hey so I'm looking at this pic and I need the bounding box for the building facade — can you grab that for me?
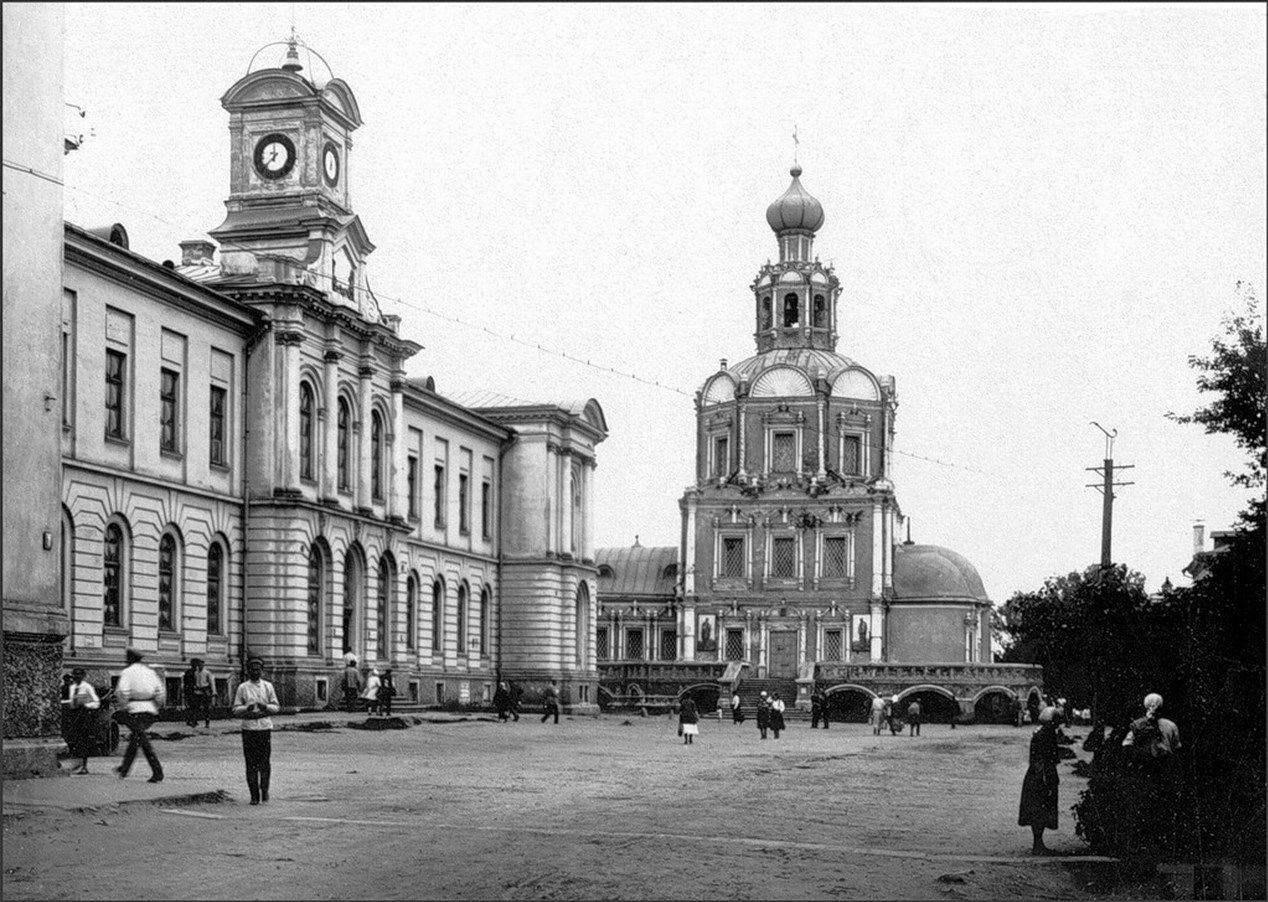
[597,166,1040,720]
[50,40,606,712]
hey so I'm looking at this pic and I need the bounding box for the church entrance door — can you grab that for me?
[768,630,798,678]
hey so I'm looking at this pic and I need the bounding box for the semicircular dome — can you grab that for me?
[831,368,880,401]
[702,375,737,405]
[750,366,814,398]
[893,544,989,602]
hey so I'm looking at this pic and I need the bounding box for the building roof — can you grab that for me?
[595,545,678,598]
[892,543,990,603]
[724,347,858,383]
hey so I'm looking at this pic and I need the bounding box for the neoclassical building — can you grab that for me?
[597,166,1041,721]
[51,40,606,711]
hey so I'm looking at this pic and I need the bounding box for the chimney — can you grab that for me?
[1192,522,1205,555]
[179,239,216,267]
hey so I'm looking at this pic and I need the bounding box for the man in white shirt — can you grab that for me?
[232,656,280,805]
[114,648,165,783]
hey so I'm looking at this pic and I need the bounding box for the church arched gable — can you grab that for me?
[750,366,814,398]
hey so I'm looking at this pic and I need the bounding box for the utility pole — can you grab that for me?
[1085,423,1134,567]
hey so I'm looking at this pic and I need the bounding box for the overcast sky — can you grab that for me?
[61,3,1266,601]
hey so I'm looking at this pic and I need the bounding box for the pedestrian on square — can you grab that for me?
[361,667,382,717]
[679,695,699,745]
[184,658,213,728]
[113,648,165,783]
[342,658,362,712]
[508,681,523,721]
[907,699,923,737]
[755,691,771,739]
[493,681,512,721]
[870,694,886,736]
[65,667,100,774]
[232,656,280,805]
[541,681,561,724]
[378,668,396,717]
[730,691,745,724]
[1018,706,1061,854]
[888,695,902,735]
[811,686,830,729]
[770,695,786,739]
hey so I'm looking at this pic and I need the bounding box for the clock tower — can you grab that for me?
[209,36,376,317]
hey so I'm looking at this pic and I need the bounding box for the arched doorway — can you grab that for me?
[679,683,719,715]
[974,688,1018,724]
[898,687,962,724]
[825,686,874,723]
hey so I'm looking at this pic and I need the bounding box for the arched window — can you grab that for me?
[158,531,179,632]
[479,586,491,657]
[306,544,322,655]
[102,521,126,627]
[299,382,315,481]
[405,574,417,651]
[343,548,362,655]
[337,398,351,492]
[813,294,826,328]
[575,582,590,668]
[456,583,468,654]
[207,541,225,636]
[376,556,392,657]
[760,295,772,331]
[61,507,74,611]
[431,578,444,653]
[782,292,799,327]
[370,411,384,501]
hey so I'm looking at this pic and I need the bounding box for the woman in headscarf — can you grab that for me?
[1018,706,1061,854]
[770,694,786,739]
[360,667,382,716]
[755,691,771,740]
[65,668,100,774]
[678,695,699,745]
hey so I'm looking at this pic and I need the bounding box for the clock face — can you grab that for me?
[253,133,295,180]
[322,142,340,187]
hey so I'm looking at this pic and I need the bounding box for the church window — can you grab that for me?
[782,293,800,327]
[103,522,125,627]
[771,536,796,578]
[209,385,227,466]
[660,629,677,661]
[370,412,384,501]
[713,435,729,478]
[842,434,862,476]
[772,431,796,472]
[760,296,772,331]
[104,349,127,440]
[824,629,843,661]
[299,383,314,481]
[823,535,849,578]
[625,628,645,660]
[208,540,225,636]
[159,369,180,454]
[337,398,351,491]
[721,536,745,578]
[596,626,610,661]
[306,545,322,655]
[725,628,745,662]
[158,531,178,631]
[813,294,826,328]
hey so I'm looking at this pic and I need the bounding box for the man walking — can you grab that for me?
[342,657,362,712]
[232,656,280,805]
[114,648,165,783]
[907,698,923,737]
[508,681,522,721]
[493,681,512,722]
[811,686,830,729]
[541,681,561,724]
[870,694,886,736]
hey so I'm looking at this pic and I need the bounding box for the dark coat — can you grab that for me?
[771,705,786,732]
[1018,724,1060,829]
[679,698,699,725]
[493,686,510,710]
[755,700,771,729]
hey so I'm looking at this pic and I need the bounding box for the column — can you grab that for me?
[583,459,597,560]
[743,618,753,664]
[759,618,769,672]
[682,602,695,660]
[870,499,884,660]
[274,330,302,491]
[389,375,406,521]
[544,442,558,554]
[816,395,827,478]
[797,615,807,665]
[844,611,852,663]
[883,502,894,592]
[321,349,340,500]
[682,496,697,596]
[736,395,748,477]
[561,452,574,558]
[614,612,624,659]
[356,361,373,512]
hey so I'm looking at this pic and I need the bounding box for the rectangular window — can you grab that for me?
[721,536,745,578]
[825,629,843,661]
[772,431,796,472]
[409,681,419,702]
[771,536,796,578]
[713,435,729,477]
[660,629,677,661]
[823,536,848,577]
[315,679,328,703]
[407,456,419,520]
[435,682,445,705]
[159,368,180,453]
[625,628,645,660]
[104,349,127,440]
[433,464,446,529]
[842,434,862,476]
[209,385,227,466]
[458,473,470,534]
[214,678,229,706]
[596,625,609,661]
[165,677,184,708]
[725,628,745,662]
[481,481,492,540]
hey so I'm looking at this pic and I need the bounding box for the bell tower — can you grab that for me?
[209,36,376,317]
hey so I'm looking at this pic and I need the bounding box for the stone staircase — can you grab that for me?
[733,678,807,720]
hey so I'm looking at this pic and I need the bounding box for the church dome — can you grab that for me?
[765,164,825,233]
[893,544,990,602]
[725,347,857,385]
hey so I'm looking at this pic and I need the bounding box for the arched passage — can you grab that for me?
[973,687,1019,724]
[678,682,719,714]
[897,685,962,724]
[825,684,876,722]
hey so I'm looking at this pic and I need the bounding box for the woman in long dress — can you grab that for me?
[1018,706,1061,854]
[66,668,100,774]
[770,695,786,739]
[679,696,699,745]
[360,667,381,716]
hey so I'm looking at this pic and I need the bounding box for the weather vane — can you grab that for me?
[792,124,799,166]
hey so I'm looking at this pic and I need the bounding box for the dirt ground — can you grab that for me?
[2,715,1144,900]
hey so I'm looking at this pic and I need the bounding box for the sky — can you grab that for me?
[59,3,1266,601]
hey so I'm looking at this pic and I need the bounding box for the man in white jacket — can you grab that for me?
[114,648,165,782]
[233,657,280,804]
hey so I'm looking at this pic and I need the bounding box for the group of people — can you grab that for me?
[868,694,923,736]
[340,657,397,716]
[724,691,785,738]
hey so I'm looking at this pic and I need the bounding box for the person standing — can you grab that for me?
[493,681,512,722]
[541,681,561,724]
[811,686,830,729]
[870,694,886,736]
[888,695,902,735]
[770,695,786,739]
[679,696,699,745]
[361,667,382,717]
[509,681,523,722]
[65,668,100,775]
[378,668,396,717]
[1122,692,1182,857]
[185,658,213,728]
[755,691,771,740]
[114,648,165,783]
[730,691,745,724]
[232,656,280,805]
[1018,706,1061,854]
[907,699,923,737]
[342,658,362,712]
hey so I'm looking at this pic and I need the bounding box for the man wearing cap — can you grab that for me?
[183,658,213,729]
[232,656,280,805]
[114,648,165,783]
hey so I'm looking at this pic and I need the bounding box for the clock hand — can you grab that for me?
[268,148,279,164]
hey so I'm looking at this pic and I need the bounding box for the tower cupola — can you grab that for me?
[766,163,824,263]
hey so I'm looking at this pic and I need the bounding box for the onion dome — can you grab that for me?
[765,164,825,233]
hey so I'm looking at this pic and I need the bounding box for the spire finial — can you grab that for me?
[282,25,303,73]
[791,124,800,176]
